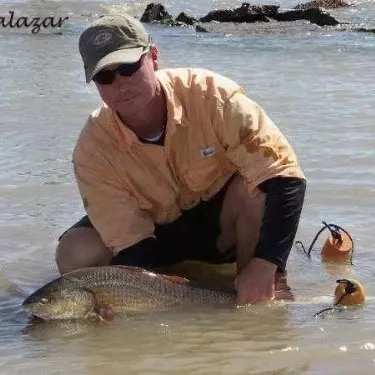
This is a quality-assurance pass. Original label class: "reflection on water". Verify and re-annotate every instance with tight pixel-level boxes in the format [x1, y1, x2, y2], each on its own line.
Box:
[21, 316, 98, 339]
[14, 301, 373, 375]
[0, 0, 375, 374]
[17, 305, 303, 373]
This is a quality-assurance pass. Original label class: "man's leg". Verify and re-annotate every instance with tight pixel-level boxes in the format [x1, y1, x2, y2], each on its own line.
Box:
[55, 175, 265, 276]
[55, 217, 112, 275]
[55, 210, 196, 275]
[55, 205, 200, 276]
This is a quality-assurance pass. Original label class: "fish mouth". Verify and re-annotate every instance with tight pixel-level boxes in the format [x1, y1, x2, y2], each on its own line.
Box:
[24, 310, 53, 321]
[23, 306, 40, 319]
[22, 302, 32, 313]
[27, 314, 45, 323]
[22, 302, 45, 320]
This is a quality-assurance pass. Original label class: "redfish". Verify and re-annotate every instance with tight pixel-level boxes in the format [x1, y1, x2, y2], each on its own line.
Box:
[22, 265, 235, 320]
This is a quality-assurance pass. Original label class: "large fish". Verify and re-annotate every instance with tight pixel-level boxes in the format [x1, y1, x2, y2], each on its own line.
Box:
[22, 265, 236, 320]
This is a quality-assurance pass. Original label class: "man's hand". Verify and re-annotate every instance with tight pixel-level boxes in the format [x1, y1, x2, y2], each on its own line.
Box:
[234, 257, 277, 304]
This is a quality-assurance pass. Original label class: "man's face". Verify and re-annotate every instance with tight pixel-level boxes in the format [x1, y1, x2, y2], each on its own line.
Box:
[94, 48, 158, 115]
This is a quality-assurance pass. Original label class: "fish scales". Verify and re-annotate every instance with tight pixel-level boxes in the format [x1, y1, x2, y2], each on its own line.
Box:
[81, 266, 231, 310]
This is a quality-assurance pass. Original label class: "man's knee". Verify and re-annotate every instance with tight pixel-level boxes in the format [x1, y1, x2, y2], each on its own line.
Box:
[55, 227, 112, 275]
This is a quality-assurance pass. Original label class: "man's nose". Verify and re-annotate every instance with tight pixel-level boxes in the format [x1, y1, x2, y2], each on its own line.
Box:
[112, 71, 134, 86]
[112, 73, 134, 97]
[112, 71, 124, 86]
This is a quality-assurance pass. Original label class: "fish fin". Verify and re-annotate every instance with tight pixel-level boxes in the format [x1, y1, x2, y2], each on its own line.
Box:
[96, 314, 110, 324]
[112, 264, 193, 285]
[159, 274, 190, 284]
[84, 310, 111, 324]
[79, 288, 111, 322]
[111, 264, 189, 282]
[109, 265, 151, 273]
[84, 310, 100, 321]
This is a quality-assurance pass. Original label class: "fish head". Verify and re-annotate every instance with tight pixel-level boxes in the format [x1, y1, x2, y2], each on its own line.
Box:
[22, 276, 95, 320]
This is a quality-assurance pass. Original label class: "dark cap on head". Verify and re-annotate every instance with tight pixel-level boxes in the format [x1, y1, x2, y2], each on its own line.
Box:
[79, 14, 150, 83]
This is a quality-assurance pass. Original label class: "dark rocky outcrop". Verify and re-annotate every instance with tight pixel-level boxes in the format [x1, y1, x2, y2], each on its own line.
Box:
[198, 2, 339, 27]
[272, 8, 340, 26]
[140, 4, 196, 26]
[199, 3, 279, 23]
[175, 12, 197, 25]
[196, 24, 209, 32]
[294, 0, 350, 10]
[140, 2, 341, 29]
[140, 3, 173, 24]
[355, 27, 375, 33]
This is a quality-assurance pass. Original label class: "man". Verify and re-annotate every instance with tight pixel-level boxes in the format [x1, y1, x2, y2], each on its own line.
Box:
[56, 14, 306, 304]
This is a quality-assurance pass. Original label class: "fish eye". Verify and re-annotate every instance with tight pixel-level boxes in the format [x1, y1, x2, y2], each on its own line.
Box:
[40, 298, 49, 304]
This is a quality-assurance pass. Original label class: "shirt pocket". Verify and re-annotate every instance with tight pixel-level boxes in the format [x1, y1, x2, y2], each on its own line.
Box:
[179, 143, 224, 191]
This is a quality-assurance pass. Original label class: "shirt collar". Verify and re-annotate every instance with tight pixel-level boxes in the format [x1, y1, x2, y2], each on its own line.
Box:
[107, 69, 187, 150]
[156, 70, 184, 127]
[104, 108, 136, 151]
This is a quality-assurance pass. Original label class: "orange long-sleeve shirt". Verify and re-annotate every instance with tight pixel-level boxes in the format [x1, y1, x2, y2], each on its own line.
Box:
[73, 68, 305, 253]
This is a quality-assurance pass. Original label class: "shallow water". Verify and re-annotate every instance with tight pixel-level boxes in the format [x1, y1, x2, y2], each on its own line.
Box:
[0, 0, 375, 374]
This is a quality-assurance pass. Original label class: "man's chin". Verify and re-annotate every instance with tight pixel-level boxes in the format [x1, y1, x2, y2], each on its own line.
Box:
[116, 96, 139, 105]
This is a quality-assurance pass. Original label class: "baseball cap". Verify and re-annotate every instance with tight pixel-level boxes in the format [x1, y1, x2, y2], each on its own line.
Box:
[79, 14, 151, 83]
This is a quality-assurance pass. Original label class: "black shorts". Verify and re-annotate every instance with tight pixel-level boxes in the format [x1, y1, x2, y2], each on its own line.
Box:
[60, 180, 236, 268]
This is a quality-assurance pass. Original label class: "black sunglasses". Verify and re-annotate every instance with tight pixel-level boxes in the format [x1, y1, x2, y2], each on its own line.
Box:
[93, 58, 143, 85]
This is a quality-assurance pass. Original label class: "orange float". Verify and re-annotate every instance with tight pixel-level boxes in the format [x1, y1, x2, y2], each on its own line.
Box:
[334, 279, 366, 306]
[313, 278, 365, 317]
[321, 230, 353, 262]
[295, 221, 354, 264]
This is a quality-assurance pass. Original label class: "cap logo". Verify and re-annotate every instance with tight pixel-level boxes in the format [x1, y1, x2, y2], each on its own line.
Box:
[92, 30, 113, 46]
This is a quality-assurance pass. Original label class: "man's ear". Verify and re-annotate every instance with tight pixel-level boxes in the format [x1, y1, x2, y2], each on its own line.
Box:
[150, 45, 159, 71]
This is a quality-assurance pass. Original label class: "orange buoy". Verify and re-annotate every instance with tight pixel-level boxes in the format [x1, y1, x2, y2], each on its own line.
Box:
[321, 230, 353, 262]
[334, 279, 365, 306]
[295, 222, 354, 264]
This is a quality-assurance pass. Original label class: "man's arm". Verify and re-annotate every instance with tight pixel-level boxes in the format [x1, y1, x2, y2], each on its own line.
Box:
[254, 176, 306, 271]
[234, 176, 305, 303]
[214, 91, 306, 303]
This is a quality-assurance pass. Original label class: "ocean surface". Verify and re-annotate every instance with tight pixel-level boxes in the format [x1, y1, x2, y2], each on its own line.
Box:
[0, 0, 374, 374]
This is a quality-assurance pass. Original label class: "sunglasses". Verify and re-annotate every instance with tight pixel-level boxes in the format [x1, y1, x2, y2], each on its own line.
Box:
[93, 58, 143, 85]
